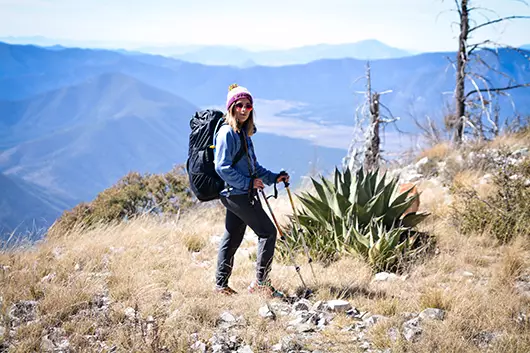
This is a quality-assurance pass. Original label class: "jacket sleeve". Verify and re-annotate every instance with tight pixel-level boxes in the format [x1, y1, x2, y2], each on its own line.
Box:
[214, 127, 252, 190]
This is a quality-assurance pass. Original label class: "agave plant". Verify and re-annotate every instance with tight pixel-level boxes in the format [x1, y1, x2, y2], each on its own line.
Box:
[286, 166, 430, 270]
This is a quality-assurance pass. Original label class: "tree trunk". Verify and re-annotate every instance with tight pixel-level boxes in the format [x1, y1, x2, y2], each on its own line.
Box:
[454, 0, 469, 144]
[364, 92, 380, 171]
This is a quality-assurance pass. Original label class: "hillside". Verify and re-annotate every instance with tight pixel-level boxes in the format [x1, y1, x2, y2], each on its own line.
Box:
[1, 132, 529, 352]
[0, 172, 67, 242]
[0, 72, 197, 203]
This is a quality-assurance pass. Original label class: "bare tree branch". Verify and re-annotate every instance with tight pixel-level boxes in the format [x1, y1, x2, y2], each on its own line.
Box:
[466, 83, 530, 99]
[469, 15, 530, 34]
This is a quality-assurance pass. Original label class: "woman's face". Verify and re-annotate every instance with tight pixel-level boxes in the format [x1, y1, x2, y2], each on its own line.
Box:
[233, 98, 253, 124]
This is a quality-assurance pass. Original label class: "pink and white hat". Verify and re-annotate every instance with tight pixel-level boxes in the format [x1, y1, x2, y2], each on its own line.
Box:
[226, 83, 253, 110]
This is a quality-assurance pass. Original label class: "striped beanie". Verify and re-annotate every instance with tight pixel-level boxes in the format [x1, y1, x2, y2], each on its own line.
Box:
[226, 83, 253, 110]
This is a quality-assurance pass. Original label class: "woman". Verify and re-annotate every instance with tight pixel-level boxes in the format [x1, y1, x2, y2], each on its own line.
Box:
[213, 84, 289, 297]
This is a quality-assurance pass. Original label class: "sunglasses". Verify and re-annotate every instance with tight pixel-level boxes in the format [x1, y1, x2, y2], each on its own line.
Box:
[234, 102, 253, 111]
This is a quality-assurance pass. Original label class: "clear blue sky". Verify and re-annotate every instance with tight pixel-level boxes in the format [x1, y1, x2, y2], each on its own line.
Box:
[1, 0, 529, 51]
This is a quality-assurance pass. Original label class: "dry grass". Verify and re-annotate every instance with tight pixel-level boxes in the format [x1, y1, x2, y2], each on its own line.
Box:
[417, 142, 452, 161]
[1, 186, 530, 352]
[488, 131, 530, 150]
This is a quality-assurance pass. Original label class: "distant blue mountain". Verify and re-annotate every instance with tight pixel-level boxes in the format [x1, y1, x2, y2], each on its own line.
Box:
[0, 69, 345, 235]
[171, 40, 412, 66]
[0, 172, 68, 242]
[2, 41, 528, 131]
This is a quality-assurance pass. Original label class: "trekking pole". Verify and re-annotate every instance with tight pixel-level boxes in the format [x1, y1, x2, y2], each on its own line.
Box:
[258, 189, 308, 290]
[284, 182, 317, 282]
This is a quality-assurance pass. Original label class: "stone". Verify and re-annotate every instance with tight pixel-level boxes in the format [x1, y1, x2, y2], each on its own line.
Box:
[419, 308, 445, 321]
[515, 275, 530, 298]
[387, 327, 399, 342]
[237, 345, 254, 353]
[472, 331, 500, 349]
[345, 307, 361, 318]
[124, 307, 137, 320]
[219, 311, 236, 323]
[271, 343, 282, 351]
[9, 300, 38, 324]
[190, 341, 207, 352]
[218, 311, 238, 329]
[374, 272, 399, 282]
[325, 300, 351, 312]
[402, 317, 422, 342]
[293, 299, 311, 312]
[359, 341, 371, 350]
[363, 315, 388, 328]
[259, 305, 275, 319]
[295, 323, 315, 333]
[279, 335, 304, 351]
[40, 335, 55, 352]
[312, 300, 324, 311]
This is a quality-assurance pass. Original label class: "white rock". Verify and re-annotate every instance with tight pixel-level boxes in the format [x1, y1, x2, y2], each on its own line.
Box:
[374, 272, 399, 281]
[190, 341, 207, 352]
[0, 325, 5, 339]
[415, 157, 429, 168]
[402, 317, 422, 342]
[326, 300, 352, 312]
[364, 314, 388, 328]
[312, 300, 324, 311]
[237, 345, 254, 353]
[219, 311, 236, 323]
[258, 305, 275, 319]
[40, 335, 55, 352]
[271, 343, 282, 351]
[419, 308, 445, 321]
[124, 307, 136, 320]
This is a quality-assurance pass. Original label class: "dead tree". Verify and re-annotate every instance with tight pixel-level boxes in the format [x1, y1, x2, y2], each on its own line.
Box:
[343, 62, 397, 172]
[447, 0, 530, 144]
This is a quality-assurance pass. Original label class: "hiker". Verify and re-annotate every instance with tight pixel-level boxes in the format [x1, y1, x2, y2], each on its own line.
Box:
[213, 83, 289, 297]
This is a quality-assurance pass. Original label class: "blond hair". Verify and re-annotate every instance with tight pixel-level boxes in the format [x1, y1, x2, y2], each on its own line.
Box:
[224, 103, 256, 137]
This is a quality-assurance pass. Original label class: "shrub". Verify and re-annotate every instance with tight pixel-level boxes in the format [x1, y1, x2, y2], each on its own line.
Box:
[49, 166, 193, 236]
[451, 155, 530, 243]
[282, 167, 431, 271]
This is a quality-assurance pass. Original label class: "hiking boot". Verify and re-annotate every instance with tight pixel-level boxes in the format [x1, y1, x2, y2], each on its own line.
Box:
[215, 286, 238, 296]
[248, 280, 285, 298]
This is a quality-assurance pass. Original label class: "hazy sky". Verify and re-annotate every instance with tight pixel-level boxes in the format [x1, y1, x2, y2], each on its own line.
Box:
[1, 0, 529, 51]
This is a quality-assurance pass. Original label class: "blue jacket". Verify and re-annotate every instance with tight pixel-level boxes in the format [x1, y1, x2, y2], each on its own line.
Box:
[214, 124, 278, 196]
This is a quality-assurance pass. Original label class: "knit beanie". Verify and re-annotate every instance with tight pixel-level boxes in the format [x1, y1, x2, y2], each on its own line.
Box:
[226, 83, 253, 110]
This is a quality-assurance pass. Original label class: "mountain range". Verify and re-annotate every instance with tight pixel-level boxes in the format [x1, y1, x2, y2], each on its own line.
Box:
[166, 40, 413, 67]
[1, 41, 529, 240]
[0, 37, 413, 66]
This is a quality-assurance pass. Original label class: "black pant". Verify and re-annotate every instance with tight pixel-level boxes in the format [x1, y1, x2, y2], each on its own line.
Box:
[216, 193, 277, 288]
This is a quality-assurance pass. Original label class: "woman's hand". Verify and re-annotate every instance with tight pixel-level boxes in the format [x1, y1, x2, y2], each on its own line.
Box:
[253, 178, 265, 190]
[276, 172, 290, 184]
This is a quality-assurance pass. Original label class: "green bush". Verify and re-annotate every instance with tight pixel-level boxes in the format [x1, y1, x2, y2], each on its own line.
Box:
[452, 157, 530, 243]
[281, 167, 430, 271]
[49, 166, 192, 236]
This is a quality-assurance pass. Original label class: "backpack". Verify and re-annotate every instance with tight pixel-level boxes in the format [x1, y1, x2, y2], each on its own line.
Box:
[186, 109, 245, 201]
